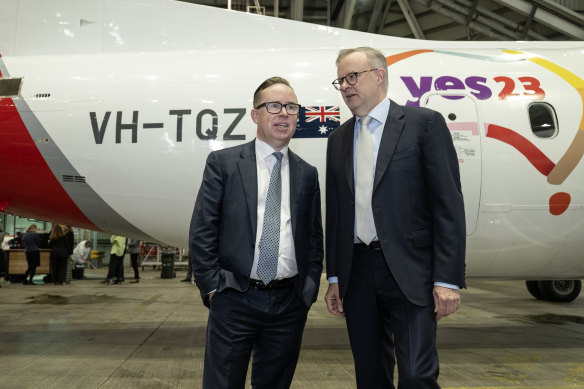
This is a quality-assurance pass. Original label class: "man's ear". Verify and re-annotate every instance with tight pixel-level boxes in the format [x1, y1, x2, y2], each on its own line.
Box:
[377, 68, 386, 86]
[251, 109, 258, 124]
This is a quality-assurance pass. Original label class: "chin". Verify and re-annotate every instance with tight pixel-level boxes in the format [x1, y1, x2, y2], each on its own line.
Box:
[345, 101, 359, 111]
[274, 130, 292, 138]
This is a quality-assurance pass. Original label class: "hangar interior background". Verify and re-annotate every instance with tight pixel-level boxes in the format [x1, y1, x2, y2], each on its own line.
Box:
[181, 0, 584, 41]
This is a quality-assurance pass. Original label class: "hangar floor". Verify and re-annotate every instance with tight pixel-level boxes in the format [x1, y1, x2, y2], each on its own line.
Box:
[1, 268, 583, 389]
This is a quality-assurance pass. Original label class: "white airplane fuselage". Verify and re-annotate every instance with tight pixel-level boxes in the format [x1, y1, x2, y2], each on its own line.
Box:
[1, 0, 584, 282]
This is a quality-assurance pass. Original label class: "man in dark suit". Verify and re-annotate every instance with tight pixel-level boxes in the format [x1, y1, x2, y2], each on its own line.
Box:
[189, 77, 323, 389]
[325, 47, 466, 388]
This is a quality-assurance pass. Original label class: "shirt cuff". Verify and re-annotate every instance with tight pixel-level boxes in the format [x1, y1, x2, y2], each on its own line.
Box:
[328, 276, 338, 284]
[434, 282, 459, 290]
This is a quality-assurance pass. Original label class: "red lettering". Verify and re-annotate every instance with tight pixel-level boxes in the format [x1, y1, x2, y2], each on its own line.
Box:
[494, 76, 520, 100]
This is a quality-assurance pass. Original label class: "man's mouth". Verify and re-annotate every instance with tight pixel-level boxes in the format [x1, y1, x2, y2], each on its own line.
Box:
[275, 123, 289, 128]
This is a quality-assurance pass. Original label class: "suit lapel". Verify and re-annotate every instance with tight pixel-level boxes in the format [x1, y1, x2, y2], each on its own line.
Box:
[373, 101, 405, 191]
[288, 150, 304, 237]
[342, 117, 356, 196]
[237, 141, 258, 239]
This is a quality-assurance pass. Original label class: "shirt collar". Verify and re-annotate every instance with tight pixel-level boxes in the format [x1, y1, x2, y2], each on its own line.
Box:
[358, 98, 390, 126]
[255, 137, 289, 161]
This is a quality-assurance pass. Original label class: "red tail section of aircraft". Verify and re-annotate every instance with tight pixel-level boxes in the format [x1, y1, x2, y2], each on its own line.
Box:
[0, 65, 98, 229]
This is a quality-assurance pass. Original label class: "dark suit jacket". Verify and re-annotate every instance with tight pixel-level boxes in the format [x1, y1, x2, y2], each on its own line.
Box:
[190, 139, 323, 307]
[326, 100, 466, 306]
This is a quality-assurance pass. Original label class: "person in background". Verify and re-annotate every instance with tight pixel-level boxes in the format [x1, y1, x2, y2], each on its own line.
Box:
[8, 231, 22, 249]
[102, 235, 126, 285]
[126, 238, 141, 283]
[48, 224, 74, 285]
[0, 225, 5, 287]
[64, 226, 75, 283]
[181, 248, 194, 284]
[71, 240, 92, 280]
[22, 224, 41, 285]
[325, 47, 466, 388]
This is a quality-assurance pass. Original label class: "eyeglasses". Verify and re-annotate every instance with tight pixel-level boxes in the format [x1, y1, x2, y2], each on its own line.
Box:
[332, 69, 378, 90]
[255, 101, 301, 115]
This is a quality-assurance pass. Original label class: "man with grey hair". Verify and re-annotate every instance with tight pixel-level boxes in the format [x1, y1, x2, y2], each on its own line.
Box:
[325, 46, 466, 388]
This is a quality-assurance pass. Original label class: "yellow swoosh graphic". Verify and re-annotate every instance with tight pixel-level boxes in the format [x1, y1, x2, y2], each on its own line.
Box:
[503, 49, 584, 185]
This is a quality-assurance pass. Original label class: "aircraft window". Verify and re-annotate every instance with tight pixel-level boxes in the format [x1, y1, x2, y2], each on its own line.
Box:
[0, 77, 23, 97]
[529, 103, 557, 139]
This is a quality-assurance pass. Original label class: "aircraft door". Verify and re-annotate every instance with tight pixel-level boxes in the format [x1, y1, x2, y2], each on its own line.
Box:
[422, 94, 482, 235]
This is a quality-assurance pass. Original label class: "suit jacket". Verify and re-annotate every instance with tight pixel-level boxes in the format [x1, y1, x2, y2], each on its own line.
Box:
[326, 100, 466, 306]
[190, 139, 324, 307]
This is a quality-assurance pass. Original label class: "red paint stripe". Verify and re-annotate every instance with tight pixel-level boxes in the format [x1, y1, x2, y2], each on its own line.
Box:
[0, 96, 99, 229]
[486, 124, 555, 176]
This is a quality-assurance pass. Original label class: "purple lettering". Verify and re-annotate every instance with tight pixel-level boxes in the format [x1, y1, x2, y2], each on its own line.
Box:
[465, 76, 492, 100]
[434, 76, 464, 100]
[400, 76, 433, 106]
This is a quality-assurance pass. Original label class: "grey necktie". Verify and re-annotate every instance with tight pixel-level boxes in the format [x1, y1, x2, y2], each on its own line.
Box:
[355, 116, 377, 245]
[257, 151, 283, 284]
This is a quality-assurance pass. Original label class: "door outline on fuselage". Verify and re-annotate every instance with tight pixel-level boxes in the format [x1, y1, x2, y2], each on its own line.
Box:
[420, 92, 482, 236]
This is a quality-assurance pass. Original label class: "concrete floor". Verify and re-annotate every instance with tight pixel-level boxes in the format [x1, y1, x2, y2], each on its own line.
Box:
[1, 268, 583, 389]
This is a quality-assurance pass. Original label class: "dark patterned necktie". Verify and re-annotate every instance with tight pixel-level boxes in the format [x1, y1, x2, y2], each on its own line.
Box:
[257, 151, 283, 284]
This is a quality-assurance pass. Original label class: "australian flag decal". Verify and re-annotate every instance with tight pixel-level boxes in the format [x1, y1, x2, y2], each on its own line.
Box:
[294, 106, 340, 138]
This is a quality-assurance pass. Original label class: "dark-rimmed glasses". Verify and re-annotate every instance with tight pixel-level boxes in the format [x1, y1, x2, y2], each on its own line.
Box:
[255, 101, 301, 115]
[332, 69, 378, 90]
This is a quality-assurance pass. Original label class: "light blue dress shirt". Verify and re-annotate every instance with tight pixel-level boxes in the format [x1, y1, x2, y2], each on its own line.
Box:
[329, 98, 457, 290]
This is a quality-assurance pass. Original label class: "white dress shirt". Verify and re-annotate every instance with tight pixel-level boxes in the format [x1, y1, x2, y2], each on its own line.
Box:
[250, 138, 297, 281]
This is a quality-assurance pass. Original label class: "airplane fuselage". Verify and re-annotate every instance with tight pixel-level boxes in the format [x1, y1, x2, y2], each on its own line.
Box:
[1, 0, 584, 281]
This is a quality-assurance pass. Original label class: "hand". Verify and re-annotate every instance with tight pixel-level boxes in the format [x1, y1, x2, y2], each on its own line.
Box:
[433, 285, 461, 321]
[208, 291, 216, 301]
[325, 283, 345, 317]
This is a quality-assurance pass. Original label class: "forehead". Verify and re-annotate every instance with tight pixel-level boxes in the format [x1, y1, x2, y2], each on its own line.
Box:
[260, 83, 297, 103]
[337, 52, 370, 75]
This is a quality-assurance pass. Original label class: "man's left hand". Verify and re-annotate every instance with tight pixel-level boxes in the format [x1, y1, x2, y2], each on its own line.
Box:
[433, 286, 460, 321]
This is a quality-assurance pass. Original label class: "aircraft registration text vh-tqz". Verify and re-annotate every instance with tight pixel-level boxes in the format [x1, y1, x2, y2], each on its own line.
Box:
[0, 0, 583, 301]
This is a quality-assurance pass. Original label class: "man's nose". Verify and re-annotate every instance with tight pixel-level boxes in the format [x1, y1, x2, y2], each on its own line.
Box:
[278, 106, 293, 116]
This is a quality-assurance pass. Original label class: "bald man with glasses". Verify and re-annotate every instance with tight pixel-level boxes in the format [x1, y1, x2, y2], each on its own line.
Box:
[189, 76, 323, 389]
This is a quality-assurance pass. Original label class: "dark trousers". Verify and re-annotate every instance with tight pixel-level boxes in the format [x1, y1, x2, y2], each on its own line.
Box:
[24, 250, 40, 282]
[0, 249, 4, 277]
[106, 254, 124, 281]
[203, 286, 308, 389]
[72, 267, 85, 280]
[51, 254, 68, 283]
[184, 261, 193, 281]
[343, 246, 440, 389]
[130, 253, 140, 279]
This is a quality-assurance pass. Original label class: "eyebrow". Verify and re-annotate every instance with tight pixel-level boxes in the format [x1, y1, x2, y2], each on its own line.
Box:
[337, 71, 358, 78]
